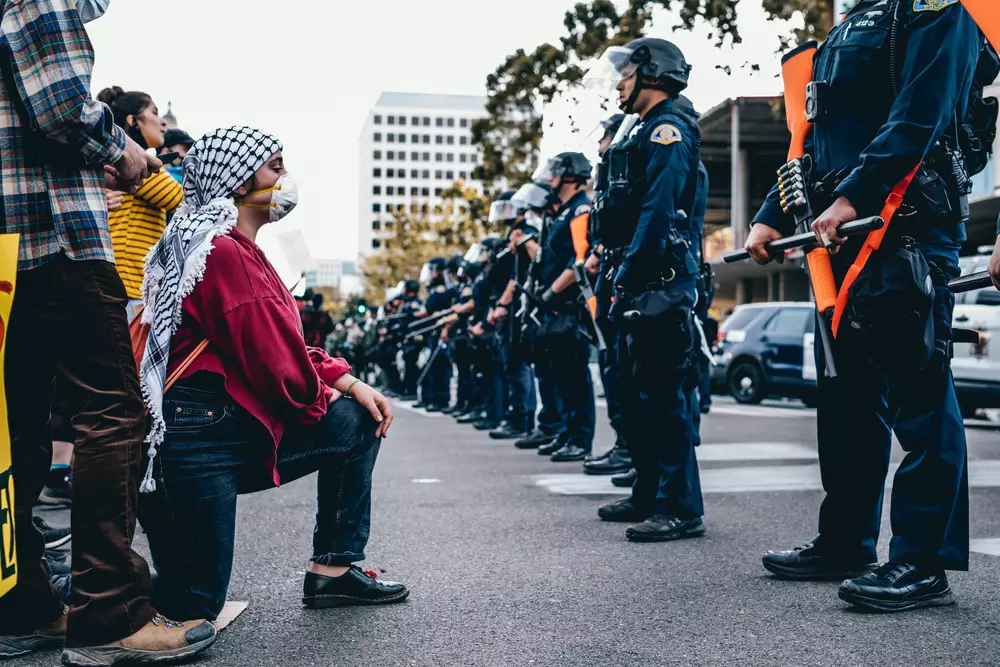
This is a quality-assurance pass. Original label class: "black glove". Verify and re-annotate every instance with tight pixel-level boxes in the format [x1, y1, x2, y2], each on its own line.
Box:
[607, 286, 630, 324]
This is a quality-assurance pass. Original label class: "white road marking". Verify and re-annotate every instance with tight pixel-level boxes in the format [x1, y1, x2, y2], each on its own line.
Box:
[412, 478, 441, 484]
[971, 538, 1000, 557]
[696, 443, 817, 462]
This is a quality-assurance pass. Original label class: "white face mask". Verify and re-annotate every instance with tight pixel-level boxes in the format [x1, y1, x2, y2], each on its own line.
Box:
[240, 173, 299, 222]
[77, 0, 110, 23]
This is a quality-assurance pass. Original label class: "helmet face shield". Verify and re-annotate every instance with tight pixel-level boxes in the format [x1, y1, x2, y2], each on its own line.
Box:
[531, 157, 563, 185]
[418, 263, 432, 286]
[583, 46, 639, 98]
[511, 183, 554, 211]
[464, 243, 486, 264]
[488, 199, 523, 223]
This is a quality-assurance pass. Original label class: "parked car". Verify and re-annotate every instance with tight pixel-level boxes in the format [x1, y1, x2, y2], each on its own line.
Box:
[952, 250, 1000, 417]
[711, 302, 817, 405]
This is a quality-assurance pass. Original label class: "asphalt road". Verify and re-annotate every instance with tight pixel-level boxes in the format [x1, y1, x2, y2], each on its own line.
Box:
[23, 396, 1000, 667]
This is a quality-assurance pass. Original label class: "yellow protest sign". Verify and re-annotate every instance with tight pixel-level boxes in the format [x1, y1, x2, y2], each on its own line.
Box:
[0, 234, 18, 597]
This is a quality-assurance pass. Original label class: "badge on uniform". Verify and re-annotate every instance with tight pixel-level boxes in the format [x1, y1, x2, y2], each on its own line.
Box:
[650, 124, 682, 146]
[913, 0, 957, 12]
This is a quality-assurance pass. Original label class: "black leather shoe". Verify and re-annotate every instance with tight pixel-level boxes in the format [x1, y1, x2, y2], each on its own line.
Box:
[474, 419, 502, 431]
[490, 423, 529, 440]
[487, 420, 511, 436]
[440, 404, 462, 415]
[303, 566, 409, 609]
[538, 440, 563, 456]
[611, 468, 637, 488]
[838, 562, 955, 612]
[515, 430, 557, 450]
[762, 541, 877, 581]
[424, 405, 443, 414]
[457, 411, 485, 424]
[625, 515, 705, 543]
[550, 445, 588, 462]
[412, 402, 431, 410]
[598, 498, 650, 523]
[583, 445, 632, 475]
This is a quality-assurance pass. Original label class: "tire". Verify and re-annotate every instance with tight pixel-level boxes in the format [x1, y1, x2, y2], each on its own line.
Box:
[729, 361, 765, 405]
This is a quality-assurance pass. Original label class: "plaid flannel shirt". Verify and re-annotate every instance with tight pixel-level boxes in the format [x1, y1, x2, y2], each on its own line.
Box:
[0, 0, 126, 271]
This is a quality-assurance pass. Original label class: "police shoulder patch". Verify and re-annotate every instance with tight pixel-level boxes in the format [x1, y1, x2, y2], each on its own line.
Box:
[913, 0, 957, 12]
[650, 123, 682, 146]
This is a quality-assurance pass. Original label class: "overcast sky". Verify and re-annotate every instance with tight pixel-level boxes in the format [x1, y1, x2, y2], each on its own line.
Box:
[86, 0, 803, 280]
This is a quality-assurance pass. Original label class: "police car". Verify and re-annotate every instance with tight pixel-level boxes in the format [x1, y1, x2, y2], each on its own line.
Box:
[952, 249, 1000, 417]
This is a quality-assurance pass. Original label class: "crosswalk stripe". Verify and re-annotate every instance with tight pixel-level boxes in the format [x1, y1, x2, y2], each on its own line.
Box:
[971, 538, 1000, 557]
[696, 443, 816, 462]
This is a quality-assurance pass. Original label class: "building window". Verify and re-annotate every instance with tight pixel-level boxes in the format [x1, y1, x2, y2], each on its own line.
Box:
[386, 186, 394, 195]
[436, 117, 443, 127]
[372, 220, 381, 231]
[411, 116, 419, 125]
[435, 188, 443, 196]
[373, 150, 382, 160]
[446, 136, 454, 145]
[460, 136, 468, 145]
[434, 153, 442, 161]
[423, 117, 431, 126]
[471, 154, 479, 164]
[422, 187, 430, 196]
[459, 154, 467, 163]
[373, 133, 382, 142]
[387, 134, 395, 143]
[411, 152, 419, 161]
[372, 185, 381, 195]
[422, 169, 430, 179]
[387, 116, 395, 125]
[447, 118, 455, 127]
[410, 187, 418, 196]
[387, 168, 394, 177]
[385, 220, 394, 230]
[422, 134, 430, 144]
[447, 153, 454, 162]
[460, 118, 469, 128]
[422, 152, 430, 161]
[397, 134, 406, 143]
[411, 135, 419, 144]
[387, 151, 394, 160]
[372, 239, 381, 249]
[460, 171, 467, 180]
[436, 136, 443, 145]
[446, 170, 454, 180]
[372, 203, 381, 212]
[398, 116, 406, 126]
[372, 168, 381, 177]
[435, 170, 443, 179]
[410, 169, 418, 178]
[397, 171, 405, 180]
[374, 115, 382, 125]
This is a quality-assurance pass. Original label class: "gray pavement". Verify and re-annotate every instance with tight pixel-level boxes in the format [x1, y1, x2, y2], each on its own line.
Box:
[21, 396, 1000, 666]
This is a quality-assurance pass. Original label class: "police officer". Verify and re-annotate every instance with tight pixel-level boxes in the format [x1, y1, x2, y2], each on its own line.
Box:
[443, 254, 475, 415]
[529, 152, 598, 463]
[399, 279, 423, 401]
[747, 0, 981, 610]
[587, 37, 705, 542]
[583, 114, 634, 477]
[414, 257, 453, 412]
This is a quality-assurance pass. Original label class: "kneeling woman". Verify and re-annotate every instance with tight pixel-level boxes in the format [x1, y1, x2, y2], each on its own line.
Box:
[136, 127, 407, 621]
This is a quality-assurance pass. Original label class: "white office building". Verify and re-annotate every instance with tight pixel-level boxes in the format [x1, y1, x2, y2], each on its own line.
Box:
[357, 92, 488, 259]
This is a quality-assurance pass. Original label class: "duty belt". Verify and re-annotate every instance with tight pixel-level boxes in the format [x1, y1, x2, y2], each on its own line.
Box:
[601, 246, 691, 287]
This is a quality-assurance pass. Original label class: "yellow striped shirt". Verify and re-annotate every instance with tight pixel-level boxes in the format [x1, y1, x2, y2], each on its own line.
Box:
[109, 170, 184, 299]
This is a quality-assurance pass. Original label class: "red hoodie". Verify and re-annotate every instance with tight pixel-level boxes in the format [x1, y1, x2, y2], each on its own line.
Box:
[167, 229, 351, 485]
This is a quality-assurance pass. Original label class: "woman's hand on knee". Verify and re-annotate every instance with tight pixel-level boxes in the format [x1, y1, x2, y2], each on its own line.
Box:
[354, 383, 392, 438]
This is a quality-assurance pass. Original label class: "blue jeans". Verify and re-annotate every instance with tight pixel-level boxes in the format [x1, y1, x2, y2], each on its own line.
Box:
[137, 381, 382, 621]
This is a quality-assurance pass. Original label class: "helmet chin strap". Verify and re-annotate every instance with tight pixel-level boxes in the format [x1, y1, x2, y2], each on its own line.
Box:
[620, 76, 643, 114]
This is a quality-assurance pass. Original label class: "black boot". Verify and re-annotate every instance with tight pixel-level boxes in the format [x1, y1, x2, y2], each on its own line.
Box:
[611, 468, 637, 488]
[598, 498, 650, 523]
[550, 445, 588, 462]
[538, 440, 563, 456]
[515, 430, 557, 450]
[474, 418, 502, 431]
[838, 562, 954, 612]
[456, 411, 485, 424]
[762, 541, 877, 581]
[303, 567, 409, 609]
[625, 515, 706, 543]
[490, 422, 529, 440]
[583, 442, 632, 475]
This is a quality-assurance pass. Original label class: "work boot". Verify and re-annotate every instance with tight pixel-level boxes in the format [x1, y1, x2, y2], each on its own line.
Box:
[515, 429, 557, 450]
[550, 445, 588, 462]
[583, 442, 632, 475]
[598, 498, 650, 523]
[457, 411, 485, 424]
[303, 566, 409, 609]
[538, 440, 563, 456]
[611, 468, 637, 488]
[33, 515, 71, 550]
[473, 418, 502, 431]
[61, 615, 217, 667]
[838, 562, 954, 612]
[762, 541, 877, 581]
[625, 515, 706, 543]
[0, 607, 66, 658]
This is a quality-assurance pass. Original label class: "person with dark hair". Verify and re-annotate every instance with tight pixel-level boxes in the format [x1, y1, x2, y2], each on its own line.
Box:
[301, 291, 335, 349]
[97, 86, 183, 321]
[0, 2, 216, 663]
[159, 127, 196, 184]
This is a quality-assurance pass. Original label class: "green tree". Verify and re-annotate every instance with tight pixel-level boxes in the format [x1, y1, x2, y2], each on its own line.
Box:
[472, 0, 836, 188]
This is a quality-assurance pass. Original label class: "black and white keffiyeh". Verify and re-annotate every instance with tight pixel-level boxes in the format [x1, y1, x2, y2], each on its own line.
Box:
[139, 126, 282, 493]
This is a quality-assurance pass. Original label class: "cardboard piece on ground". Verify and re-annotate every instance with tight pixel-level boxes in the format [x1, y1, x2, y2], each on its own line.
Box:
[214, 601, 249, 631]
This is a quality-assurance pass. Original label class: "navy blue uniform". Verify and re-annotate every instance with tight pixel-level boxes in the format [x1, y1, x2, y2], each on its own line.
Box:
[401, 296, 423, 396]
[687, 162, 711, 442]
[536, 191, 596, 453]
[603, 98, 704, 520]
[451, 282, 476, 412]
[753, 0, 979, 570]
[420, 285, 454, 408]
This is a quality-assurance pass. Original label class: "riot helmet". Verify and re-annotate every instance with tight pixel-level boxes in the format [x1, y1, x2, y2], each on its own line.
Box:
[420, 256, 447, 287]
[512, 182, 558, 212]
[601, 114, 626, 141]
[488, 189, 528, 224]
[584, 38, 691, 113]
[403, 279, 420, 295]
[531, 152, 593, 186]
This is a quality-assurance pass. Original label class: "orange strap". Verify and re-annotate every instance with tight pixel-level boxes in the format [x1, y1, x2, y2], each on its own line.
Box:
[830, 165, 920, 337]
[130, 303, 211, 414]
